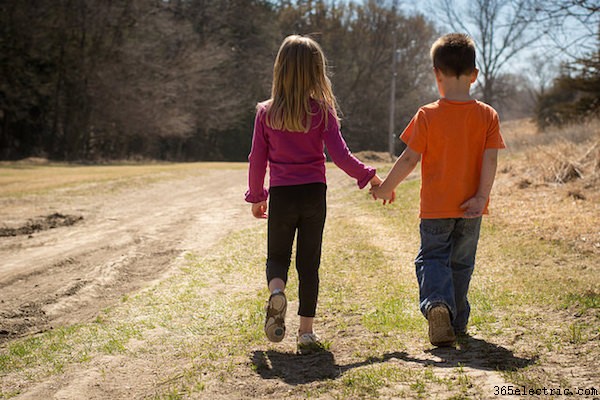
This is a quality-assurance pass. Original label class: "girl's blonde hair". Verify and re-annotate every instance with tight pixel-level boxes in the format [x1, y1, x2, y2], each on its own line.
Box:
[265, 35, 339, 132]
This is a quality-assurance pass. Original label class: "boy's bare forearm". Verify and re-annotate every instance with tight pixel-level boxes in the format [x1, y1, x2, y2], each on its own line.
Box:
[379, 147, 420, 192]
[475, 149, 498, 199]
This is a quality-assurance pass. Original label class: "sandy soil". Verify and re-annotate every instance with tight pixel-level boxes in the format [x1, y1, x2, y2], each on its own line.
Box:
[0, 168, 252, 343]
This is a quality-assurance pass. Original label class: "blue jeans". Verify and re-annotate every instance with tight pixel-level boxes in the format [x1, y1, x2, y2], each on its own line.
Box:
[415, 217, 482, 333]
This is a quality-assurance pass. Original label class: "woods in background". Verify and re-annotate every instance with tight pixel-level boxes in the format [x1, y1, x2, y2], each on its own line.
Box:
[0, 0, 597, 161]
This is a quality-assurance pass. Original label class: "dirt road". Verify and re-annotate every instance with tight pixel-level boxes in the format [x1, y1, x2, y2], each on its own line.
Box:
[0, 168, 252, 343]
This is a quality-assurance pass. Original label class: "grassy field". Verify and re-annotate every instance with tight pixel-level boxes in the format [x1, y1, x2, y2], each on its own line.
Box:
[0, 120, 599, 399]
[0, 161, 246, 198]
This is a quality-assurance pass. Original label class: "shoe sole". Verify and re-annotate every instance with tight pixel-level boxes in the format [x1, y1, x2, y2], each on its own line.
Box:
[264, 293, 286, 342]
[428, 306, 456, 346]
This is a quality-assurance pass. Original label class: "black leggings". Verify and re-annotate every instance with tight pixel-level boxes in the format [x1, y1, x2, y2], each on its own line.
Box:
[267, 183, 327, 317]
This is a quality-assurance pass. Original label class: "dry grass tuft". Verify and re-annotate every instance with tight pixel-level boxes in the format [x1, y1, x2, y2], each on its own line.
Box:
[355, 151, 395, 163]
[501, 118, 600, 189]
[495, 118, 600, 255]
[502, 118, 599, 151]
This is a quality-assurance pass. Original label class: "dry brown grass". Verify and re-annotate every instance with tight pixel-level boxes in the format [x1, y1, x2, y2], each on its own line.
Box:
[496, 118, 600, 255]
[0, 162, 245, 198]
[354, 150, 396, 163]
[501, 118, 599, 150]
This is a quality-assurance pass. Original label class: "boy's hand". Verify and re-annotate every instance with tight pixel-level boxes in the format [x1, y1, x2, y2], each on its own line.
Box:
[251, 201, 268, 219]
[370, 185, 395, 205]
[460, 196, 486, 218]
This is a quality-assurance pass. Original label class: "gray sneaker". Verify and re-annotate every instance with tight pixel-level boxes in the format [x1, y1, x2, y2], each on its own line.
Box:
[427, 305, 456, 346]
[264, 292, 287, 342]
[297, 332, 327, 355]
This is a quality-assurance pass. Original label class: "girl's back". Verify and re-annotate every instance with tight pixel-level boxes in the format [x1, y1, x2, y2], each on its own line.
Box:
[256, 99, 334, 188]
[246, 34, 376, 203]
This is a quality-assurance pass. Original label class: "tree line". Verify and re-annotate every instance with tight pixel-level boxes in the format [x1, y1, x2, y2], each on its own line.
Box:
[0, 0, 597, 161]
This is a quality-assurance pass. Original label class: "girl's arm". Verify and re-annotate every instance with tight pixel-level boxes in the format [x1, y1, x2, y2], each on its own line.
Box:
[245, 109, 269, 207]
[460, 148, 498, 218]
[323, 115, 376, 188]
[251, 201, 268, 219]
[371, 146, 420, 201]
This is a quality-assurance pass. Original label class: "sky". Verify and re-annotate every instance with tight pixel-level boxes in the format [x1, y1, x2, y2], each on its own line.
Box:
[399, 0, 598, 86]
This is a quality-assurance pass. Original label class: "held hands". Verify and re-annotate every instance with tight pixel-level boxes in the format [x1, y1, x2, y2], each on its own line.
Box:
[369, 174, 382, 193]
[369, 175, 395, 205]
[460, 195, 486, 218]
[251, 200, 268, 219]
[370, 185, 395, 205]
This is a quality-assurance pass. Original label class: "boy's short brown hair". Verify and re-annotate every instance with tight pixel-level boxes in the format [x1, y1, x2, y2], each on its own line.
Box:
[430, 33, 476, 78]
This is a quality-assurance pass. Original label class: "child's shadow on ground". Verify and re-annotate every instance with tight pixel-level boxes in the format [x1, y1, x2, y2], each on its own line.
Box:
[251, 349, 340, 384]
[251, 349, 409, 385]
[422, 334, 538, 371]
[251, 335, 536, 385]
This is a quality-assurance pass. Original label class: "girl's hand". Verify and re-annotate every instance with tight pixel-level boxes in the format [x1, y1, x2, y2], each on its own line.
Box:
[369, 174, 383, 201]
[251, 201, 268, 219]
[369, 174, 383, 188]
[370, 185, 396, 205]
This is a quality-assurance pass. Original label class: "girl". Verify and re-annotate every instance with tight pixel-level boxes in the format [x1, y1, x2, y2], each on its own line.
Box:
[245, 35, 381, 354]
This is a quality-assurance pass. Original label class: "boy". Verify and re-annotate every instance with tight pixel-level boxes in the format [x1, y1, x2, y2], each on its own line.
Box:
[371, 33, 505, 346]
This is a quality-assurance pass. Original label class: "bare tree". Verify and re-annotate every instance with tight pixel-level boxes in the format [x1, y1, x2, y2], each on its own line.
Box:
[276, 0, 437, 152]
[88, 2, 221, 157]
[433, 0, 540, 107]
[0, 0, 442, 161]
[531, 0, 599, 59]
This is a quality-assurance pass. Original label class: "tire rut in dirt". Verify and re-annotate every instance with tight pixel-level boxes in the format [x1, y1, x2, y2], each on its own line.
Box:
[0, 247, 180, 345]
[0, 213, 83, 237]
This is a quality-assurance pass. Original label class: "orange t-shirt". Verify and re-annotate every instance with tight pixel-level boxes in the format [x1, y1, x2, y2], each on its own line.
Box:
[400, 98, 505, 219]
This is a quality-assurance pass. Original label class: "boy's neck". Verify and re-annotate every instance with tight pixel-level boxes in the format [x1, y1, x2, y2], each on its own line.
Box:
[440, 88, 473, 102]
[438, 80, 473, 102]
[435, 69, 476, 102]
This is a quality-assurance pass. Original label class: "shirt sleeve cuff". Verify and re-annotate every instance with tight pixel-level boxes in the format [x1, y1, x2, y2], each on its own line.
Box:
[244, 188, 269, 203]
[357, 168, 376, 189]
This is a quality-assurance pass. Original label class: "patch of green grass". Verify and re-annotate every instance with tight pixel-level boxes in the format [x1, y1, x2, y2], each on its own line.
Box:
[468, 289, 498, 330]
[328, 362, 476, 399]
[565, 322, 590, 344]
[361, 178, 421, 231]
[1, 328, 75, 374]
[0, 318, 149, 379]
[363, 296, 422, 335]
[561, 291, 600, 312]
[340, 364, 404, 397]
[501, 367, 545, 392]
[453, 364, 473, 395]
[0, 389, 21, 399]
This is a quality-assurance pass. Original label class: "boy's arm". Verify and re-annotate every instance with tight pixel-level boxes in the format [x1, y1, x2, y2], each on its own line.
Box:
[371, 146, 420, 202]
[460, 148, 498, 218]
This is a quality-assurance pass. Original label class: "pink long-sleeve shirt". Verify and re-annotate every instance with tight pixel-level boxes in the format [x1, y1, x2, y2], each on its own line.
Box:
[245, 101, 376, 203]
